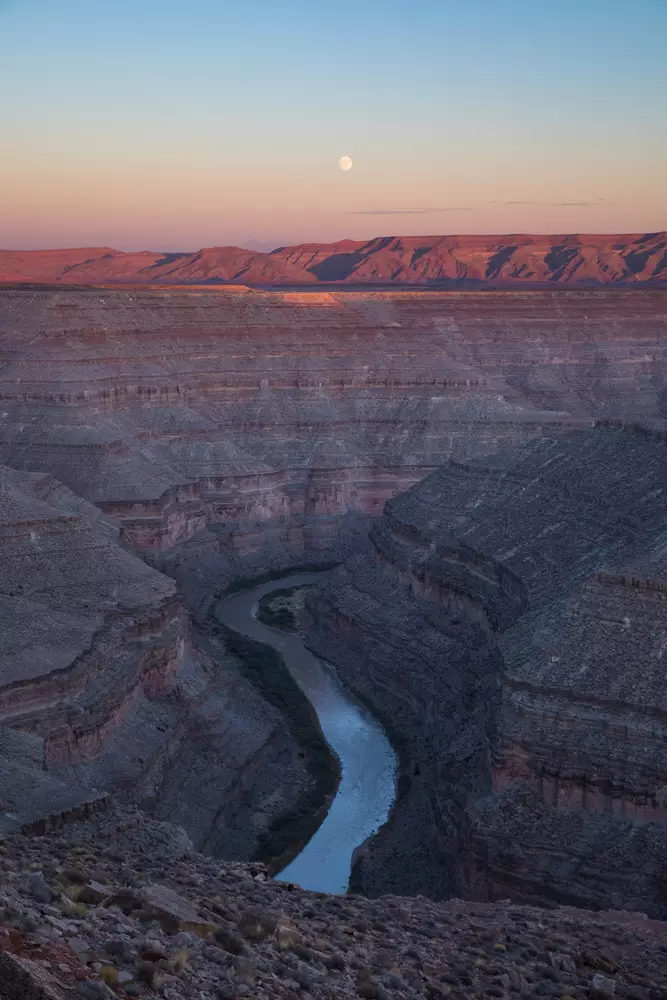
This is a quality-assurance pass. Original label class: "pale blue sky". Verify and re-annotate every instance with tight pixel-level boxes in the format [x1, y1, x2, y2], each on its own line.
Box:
[1, 0, 666, 248]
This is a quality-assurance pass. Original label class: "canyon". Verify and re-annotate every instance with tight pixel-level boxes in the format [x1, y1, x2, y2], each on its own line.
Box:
[306, 426, 667, 914]
[0, 282, 666, 922]
[1, 232, 667, 287]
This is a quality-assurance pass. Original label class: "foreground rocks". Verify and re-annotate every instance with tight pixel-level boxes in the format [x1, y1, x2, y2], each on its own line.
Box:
[0, 830, 665, 1000]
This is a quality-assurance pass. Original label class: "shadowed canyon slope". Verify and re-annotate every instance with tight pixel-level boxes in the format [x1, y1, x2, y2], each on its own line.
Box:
[306, 426, 667, 914]
[2, 232, 667, 286]
[0, 285, 666, 917]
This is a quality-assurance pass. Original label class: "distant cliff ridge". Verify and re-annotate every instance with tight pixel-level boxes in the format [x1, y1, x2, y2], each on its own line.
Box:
[2, 232, 667, 285]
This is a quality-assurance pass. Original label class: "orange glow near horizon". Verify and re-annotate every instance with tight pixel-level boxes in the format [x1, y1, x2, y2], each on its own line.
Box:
[1, 0, 665, 250]
[3, 142, 664, 251]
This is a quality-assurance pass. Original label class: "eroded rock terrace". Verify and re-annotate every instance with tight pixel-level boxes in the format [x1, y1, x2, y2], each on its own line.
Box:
[306, 426, 667, 914]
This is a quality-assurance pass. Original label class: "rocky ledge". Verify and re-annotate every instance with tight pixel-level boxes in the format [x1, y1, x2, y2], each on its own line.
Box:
[0, 462, 325, 868]
[0, 463, 182, 770]
[305, 425, 667, 915]
[0, 819, 665, 1000]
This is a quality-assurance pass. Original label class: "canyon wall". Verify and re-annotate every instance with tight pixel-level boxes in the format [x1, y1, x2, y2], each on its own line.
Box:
[0, 461, 316, 860]
[306, 426, 667, 915]
[0, 464, 182, 765]
[1, 286, 667, 894]
[1, 232, 666, 286]
[0, 286, 665, 579]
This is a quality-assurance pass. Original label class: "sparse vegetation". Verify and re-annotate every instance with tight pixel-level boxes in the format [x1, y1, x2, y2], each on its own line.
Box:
[100, 965, 118, 987]
[222, 562, 338, 598]
[255, 585, 307, 632]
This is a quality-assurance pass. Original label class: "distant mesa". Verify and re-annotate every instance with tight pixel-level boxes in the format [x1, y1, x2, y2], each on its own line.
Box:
[1, 232, 666, 286]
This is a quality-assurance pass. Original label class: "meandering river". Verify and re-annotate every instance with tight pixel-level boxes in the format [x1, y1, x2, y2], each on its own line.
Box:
[217, 572, 396, 894]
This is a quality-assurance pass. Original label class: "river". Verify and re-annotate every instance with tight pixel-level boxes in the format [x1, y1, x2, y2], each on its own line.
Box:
[216, 572, 396, 894]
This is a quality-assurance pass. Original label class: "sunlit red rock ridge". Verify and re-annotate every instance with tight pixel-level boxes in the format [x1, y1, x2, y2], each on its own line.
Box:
[2, 232, 667, 285]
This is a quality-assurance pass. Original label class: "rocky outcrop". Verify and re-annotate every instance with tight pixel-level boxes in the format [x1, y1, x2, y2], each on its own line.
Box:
[306, 426, 667, 915]
[0, 464, 183, 765]
[2, 232, 667, 285]
[0, 727, 111, 836]
[0, 462, 319, 864]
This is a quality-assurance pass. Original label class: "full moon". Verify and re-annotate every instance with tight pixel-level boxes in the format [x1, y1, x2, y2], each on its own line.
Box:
[339, 155, 353, 171]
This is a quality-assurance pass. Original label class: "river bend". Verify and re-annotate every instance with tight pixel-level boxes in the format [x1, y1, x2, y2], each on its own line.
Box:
[217, 572, 396, 894]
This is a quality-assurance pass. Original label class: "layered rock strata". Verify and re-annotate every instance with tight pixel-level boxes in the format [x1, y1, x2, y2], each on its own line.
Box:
[0, 464, 182, 766]
[1, 286, 667, 898]
[0, 462, 317, 864]
[306, 426, 667, 915]
[1, 287, 665, 580]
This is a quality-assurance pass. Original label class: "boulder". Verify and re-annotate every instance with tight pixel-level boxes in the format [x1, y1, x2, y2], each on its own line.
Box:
[0, 951, 70, 1000]
[137, 883, 213, 933]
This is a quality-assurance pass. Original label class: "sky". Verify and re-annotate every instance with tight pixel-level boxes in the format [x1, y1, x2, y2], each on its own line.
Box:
[1, 0, 666, 250]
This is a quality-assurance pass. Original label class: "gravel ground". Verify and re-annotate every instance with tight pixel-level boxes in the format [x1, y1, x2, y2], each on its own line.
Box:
[0, 831, 665, 1000]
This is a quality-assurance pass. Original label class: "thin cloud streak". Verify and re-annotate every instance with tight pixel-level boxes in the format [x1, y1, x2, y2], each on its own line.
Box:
[348, 207, 475, 216]
[504, 199, 611, 207]
[352, 201, 612, 216]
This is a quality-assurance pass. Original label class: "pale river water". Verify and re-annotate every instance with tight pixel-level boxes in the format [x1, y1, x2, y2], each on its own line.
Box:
[216, 572, 396, 894]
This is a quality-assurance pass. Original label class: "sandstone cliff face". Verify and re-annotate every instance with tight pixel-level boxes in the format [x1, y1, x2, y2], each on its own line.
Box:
[305, 550, 502, 900]
[0, 464, 183, 766]
[0, 287, 664, 581]
[0, 463, 314, 860]
[306, 427, 667, 915]
[1, 232, 666, 285]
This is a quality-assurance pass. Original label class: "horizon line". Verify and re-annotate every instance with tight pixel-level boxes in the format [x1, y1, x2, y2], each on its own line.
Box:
[2, 230, 666, 255]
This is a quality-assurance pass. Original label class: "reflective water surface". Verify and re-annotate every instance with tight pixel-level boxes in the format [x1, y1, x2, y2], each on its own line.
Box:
[217, 572, 396, 894]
